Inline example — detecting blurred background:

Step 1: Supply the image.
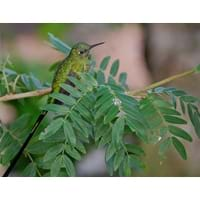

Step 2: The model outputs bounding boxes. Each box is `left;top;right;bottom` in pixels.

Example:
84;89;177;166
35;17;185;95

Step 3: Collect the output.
0;23;200;176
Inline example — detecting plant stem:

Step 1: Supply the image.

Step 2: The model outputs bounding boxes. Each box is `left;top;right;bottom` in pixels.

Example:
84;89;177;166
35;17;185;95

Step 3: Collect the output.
0;88;52;102
0;68;197;102
128;68;195;96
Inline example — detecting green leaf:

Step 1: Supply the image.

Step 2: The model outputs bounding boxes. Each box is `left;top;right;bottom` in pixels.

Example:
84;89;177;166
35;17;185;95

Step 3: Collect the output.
63;120;76;145
80;73;97;87
95;99;113;119
22;163;36;177
187;103;195;124
1;143;20;165
169;125;192;142
109;84;124;92
108;76;116;84
122;156;132;176
180;99;185;114
0;134;13;152
159;107;181;116
65;145;81;161
75;103;92;121
119;72;127;86
129;154;145;171
95;122;110;142
105;143;116;161
172;90;187;96
96;86;108;98
60;83;82;98
48;33;71;54
10;113;31;132
125;144;145;156
100;56;111;70
96;70;105;84
95;92;113;109
118;93;138;106
193;111;200;138
195;64;200;73
75;141;86;154
172;137;187;160
62;155;76;176
39;118;63;140
98;128;112;147
73;124;89;143
113;149;125;171
80;93;95;109
164;115;187;124
50;92;76;106
180;95;198;103
30;74;43;89
3;68;17;76
104;105;119;124
43;144;64;162
154;87;165;93
106;156;114;176
41;104;69;114
50;156;62;177
28;141;53;155
126;118;148;142
112;117;125;145
110;60;119;76
155;100;173;109
68;76;88;92
21;74;31;90
70;111;90;138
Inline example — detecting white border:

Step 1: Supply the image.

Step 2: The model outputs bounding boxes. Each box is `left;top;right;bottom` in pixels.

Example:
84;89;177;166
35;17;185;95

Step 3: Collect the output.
0;177;199;200
0;0;200;22
1;0;200;199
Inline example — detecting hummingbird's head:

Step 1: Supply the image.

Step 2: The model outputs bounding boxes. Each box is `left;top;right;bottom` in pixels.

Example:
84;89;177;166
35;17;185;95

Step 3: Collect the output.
71;42;104;58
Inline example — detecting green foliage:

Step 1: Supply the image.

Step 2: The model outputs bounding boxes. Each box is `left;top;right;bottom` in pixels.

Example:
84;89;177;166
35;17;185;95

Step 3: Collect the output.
48;33;71;55
0;34;200;177
195;64;200;73
0;58;48;96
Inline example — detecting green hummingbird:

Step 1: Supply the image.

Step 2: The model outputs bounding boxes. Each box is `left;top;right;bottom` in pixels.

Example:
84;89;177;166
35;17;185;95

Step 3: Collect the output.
3;41;104;177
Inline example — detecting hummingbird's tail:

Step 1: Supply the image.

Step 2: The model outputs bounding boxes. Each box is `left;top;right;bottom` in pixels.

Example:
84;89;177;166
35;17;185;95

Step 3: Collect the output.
3;111;48;177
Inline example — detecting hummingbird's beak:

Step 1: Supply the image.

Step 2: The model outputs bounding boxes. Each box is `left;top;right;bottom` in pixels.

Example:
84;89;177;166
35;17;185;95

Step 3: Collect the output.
89;42;105;50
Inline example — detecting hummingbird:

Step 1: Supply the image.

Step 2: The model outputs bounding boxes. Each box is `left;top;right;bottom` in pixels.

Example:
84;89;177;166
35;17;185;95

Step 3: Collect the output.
3;41;104;177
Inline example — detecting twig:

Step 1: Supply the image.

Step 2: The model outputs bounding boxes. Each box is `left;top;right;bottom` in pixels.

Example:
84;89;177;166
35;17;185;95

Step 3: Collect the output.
0;67;197;102
128;68;195;96
0;88;52;102
12;75;20;93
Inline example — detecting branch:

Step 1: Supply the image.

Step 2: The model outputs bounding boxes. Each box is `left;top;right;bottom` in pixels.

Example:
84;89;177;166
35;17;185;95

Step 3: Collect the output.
0;88;52;102
128;68;196;96
0;66;199;102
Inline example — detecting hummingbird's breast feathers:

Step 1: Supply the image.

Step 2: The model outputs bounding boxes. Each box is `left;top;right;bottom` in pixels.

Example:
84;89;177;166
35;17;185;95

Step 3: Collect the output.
51;51;90;93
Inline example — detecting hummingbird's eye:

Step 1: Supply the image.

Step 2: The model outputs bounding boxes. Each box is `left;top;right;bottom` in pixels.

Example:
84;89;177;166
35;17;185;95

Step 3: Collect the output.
79;51;84;54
